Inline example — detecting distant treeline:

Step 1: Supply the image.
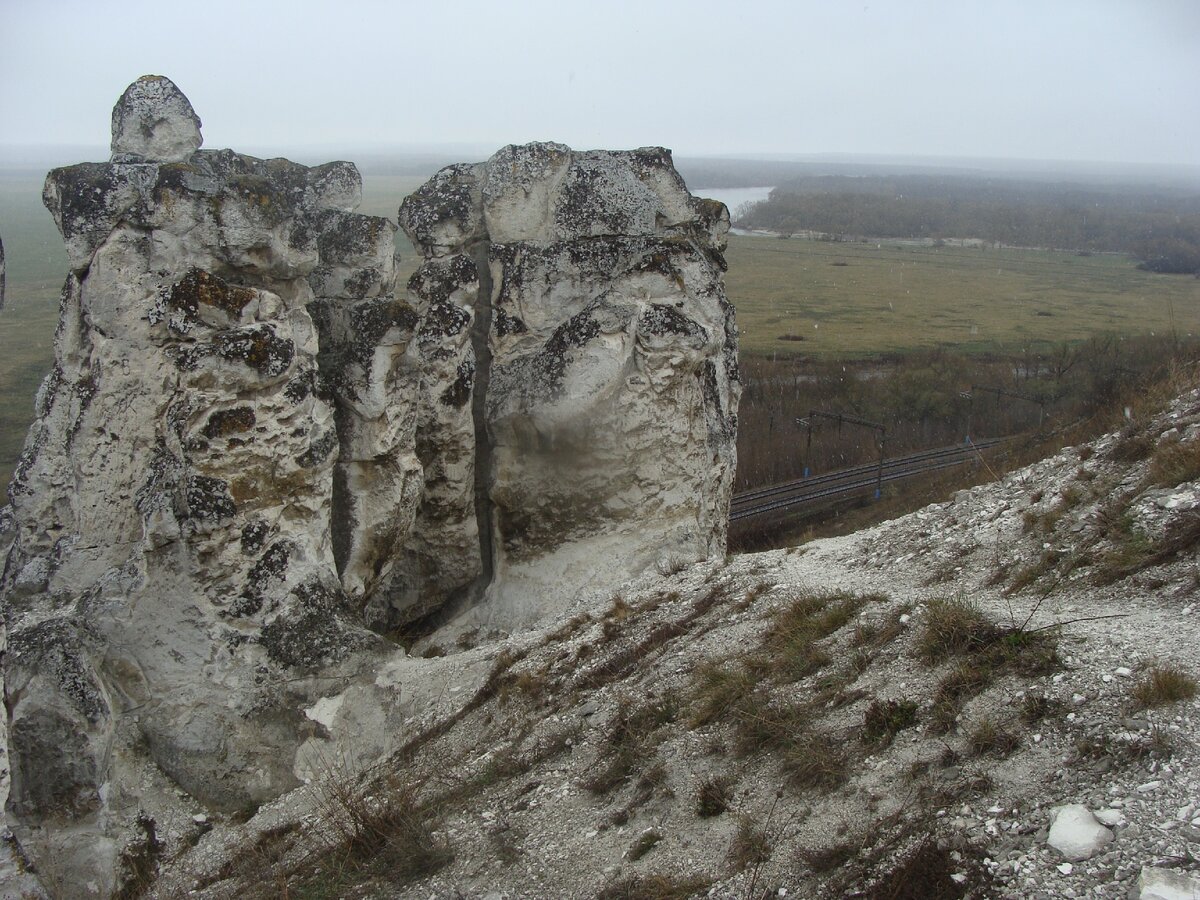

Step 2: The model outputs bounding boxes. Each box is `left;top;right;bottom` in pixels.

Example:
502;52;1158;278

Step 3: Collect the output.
737;175;1200;274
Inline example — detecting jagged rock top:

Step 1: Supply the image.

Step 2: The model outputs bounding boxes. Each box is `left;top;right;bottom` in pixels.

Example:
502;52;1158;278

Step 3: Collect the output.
110;74;203;163
398;141;729;254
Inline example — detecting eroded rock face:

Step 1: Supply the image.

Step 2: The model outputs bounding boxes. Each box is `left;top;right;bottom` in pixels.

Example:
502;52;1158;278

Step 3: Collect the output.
110;75;202;162
1;80;402;895
399;142;739;620
2;82;738;895
0;231;5;309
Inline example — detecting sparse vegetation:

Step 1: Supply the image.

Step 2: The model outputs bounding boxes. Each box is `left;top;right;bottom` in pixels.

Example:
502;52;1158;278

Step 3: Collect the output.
862;699;919;749
1131;663;1198;708
727;815;772;871
626;829;663;861
695;775;733;818
585;695;679;795
919;598;1059;734
595;874;713;900
297;768;452;894
966;717;1020;757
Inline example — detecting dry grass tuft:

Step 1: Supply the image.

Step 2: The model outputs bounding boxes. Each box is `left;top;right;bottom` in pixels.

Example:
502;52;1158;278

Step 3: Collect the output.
862;699;919;749
695;775;734;818
727;815;772;871
596;874;713;900
1132;663;1198;708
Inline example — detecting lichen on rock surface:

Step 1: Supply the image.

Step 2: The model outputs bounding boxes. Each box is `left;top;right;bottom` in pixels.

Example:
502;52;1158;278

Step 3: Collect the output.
399;141;739;622
0;77;400;896
110;74;203;163
1;81;738;896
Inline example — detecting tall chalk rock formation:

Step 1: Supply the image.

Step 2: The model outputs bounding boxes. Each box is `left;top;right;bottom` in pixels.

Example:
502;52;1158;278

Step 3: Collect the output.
398;143;739;620
1;76;407;893
0;77;737;894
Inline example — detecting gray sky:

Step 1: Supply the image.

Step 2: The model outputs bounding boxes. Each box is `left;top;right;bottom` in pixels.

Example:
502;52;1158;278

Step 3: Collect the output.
1;0;1197;165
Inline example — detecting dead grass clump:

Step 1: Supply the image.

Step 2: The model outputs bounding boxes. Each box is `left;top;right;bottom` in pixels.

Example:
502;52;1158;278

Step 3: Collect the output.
799;840;857;873
1097;513;1200;584
695;775;733;818
626;829;663;861
1132;663;1198;708
919;598;1060;733
862;699;919;749
546;613;593;643
863;838;984;899
1110;430;1154;463
780;730;848;790
918;598;999;663
304;772;452;891
1148;438;1200;487
584;696;679;795
930;663;990;733
114;813;164;900
758;590;873;682
596;874;713;900
1020;693;1063;725
728;815;772;871
689;662;757;728
733;701;809;755
966;717;1021;757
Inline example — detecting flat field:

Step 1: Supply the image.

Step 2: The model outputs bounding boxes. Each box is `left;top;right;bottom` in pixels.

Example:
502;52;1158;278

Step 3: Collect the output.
3;165;1199;490
726;235;1200;358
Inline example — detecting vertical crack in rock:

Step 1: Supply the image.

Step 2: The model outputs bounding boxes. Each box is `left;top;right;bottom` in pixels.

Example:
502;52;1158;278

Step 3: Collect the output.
400;142;740;624
468;238;496;594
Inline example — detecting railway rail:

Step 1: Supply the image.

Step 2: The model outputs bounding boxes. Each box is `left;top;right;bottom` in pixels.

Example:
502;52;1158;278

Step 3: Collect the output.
730;438;1006;522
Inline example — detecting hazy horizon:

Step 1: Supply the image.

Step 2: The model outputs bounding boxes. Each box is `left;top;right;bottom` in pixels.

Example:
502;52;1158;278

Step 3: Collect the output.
1;0;1197;171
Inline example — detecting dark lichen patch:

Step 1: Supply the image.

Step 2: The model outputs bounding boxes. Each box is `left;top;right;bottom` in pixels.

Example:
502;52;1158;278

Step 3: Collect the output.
398;163;481;249
166;268;256;325
43;162;148;264
349;296;420;367
417;301;472;351
639;304;705;340
440;358;476;408
554;163;635;237
201;406;256;440
305;209;392;263
212;324;295;378
407;254;478;305
529;303;603;392
231;540;293;618
283;369;325;404
295;429;338;468
259;581;370;669
495;308;527;337
183;474;236;523
135;443;185;516
240;520;270;556
7;619;107;724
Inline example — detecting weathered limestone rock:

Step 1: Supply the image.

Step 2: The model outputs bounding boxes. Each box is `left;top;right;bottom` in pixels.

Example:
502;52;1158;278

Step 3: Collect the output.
399;142;739;622
2;83;738;895
110;75;202;162
1;79;401;895
1047;804;1115;861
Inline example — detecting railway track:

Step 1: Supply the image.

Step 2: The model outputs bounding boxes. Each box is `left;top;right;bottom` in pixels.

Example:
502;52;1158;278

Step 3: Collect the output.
730;437;1006;522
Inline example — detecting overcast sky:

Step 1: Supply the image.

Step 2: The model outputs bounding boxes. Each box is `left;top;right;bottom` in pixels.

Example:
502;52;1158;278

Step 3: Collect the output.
1;0;1196;166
